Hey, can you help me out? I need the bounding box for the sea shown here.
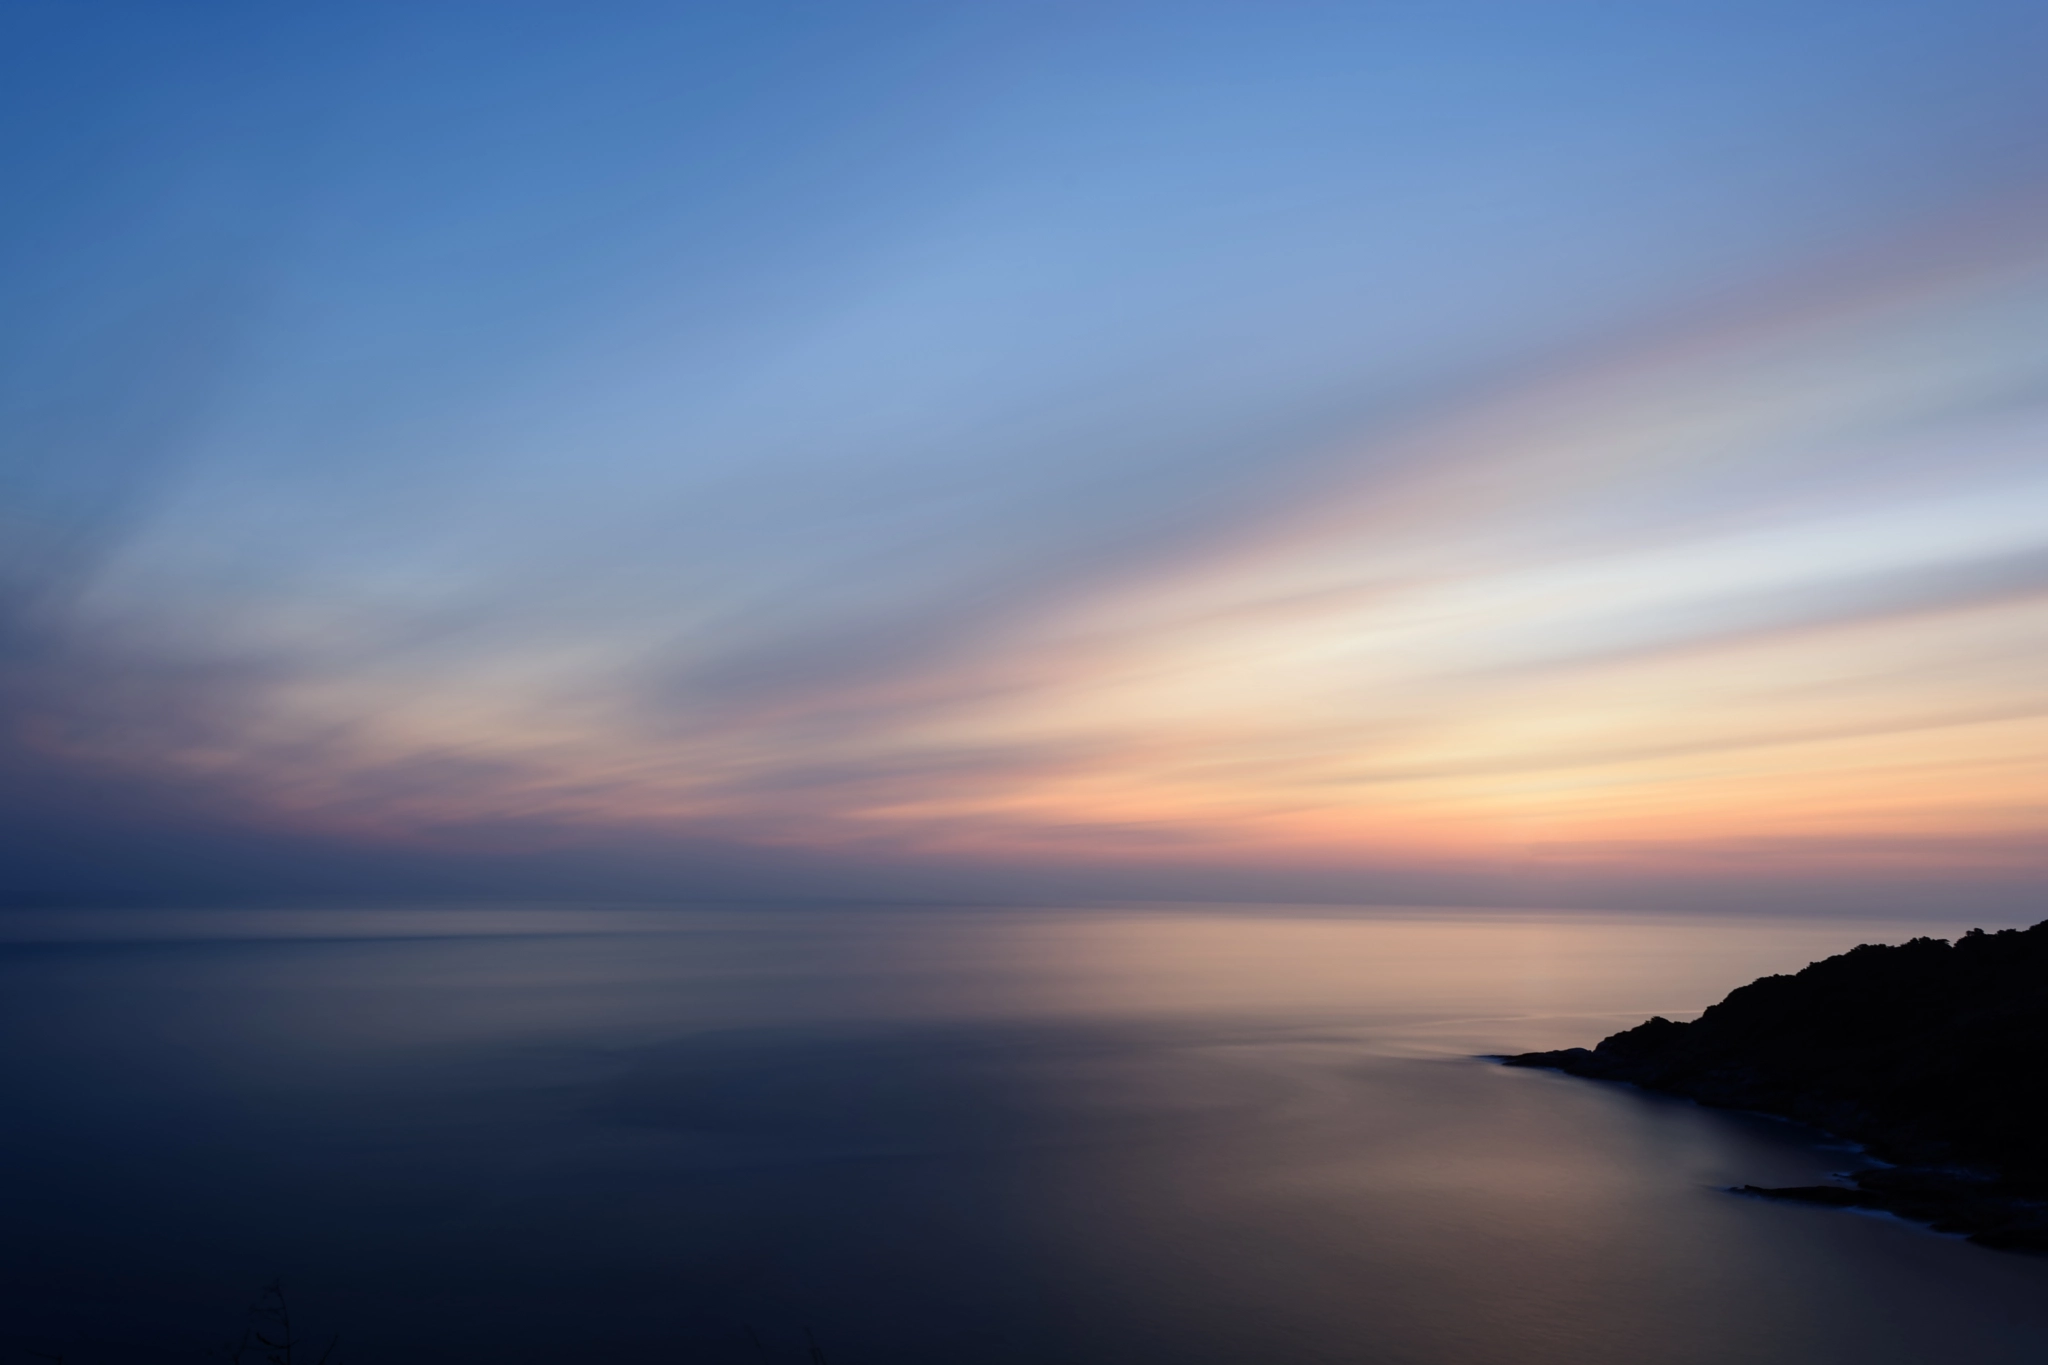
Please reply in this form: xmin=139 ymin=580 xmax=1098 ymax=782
xmin=3 ymin=903 xmax=2045 ymax=1364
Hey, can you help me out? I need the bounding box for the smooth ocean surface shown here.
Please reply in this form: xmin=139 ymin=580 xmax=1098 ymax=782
xmin=3 ymin=905 xmax=2045 ymax=1363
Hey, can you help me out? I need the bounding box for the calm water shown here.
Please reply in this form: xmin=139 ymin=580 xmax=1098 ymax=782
xmin=3 ymin=904 xmax=2045 ymax=1364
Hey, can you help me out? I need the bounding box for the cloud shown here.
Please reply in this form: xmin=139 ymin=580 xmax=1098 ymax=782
xmin=10 ymin=5 xmax=2048 ymax=909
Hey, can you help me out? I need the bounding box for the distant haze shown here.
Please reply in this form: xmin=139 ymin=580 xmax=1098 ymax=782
xmin=5 ymin=2 xmax=2048 ymax=912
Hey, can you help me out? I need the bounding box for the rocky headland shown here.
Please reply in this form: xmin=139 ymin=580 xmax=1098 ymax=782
xmin=1500 ymin=919 xmax=2048 ymax=1251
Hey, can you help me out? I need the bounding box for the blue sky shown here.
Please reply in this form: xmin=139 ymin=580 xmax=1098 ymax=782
xmin=6 ymin=2 xmax=2048 ymax=909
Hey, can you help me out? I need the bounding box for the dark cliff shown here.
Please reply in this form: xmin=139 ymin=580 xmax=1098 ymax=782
xmin=1501 ymin=918 xmax=2048 ymax=1250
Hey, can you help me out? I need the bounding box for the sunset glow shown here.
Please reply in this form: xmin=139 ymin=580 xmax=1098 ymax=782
xmin=8 ymin=3 xmax=2048 ymax=907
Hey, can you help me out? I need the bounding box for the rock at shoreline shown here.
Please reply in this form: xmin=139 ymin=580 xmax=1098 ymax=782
xmin=1499 ymin=918 xmax=2048 ymax=1252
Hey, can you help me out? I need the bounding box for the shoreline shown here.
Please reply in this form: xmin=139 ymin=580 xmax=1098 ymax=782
xmin=1494 ymin=1051 xmax=2048 ymax=1254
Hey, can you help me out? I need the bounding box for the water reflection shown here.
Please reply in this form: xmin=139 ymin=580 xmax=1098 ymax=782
xmin=0 ymin=906 xmax=2041 ymax=1363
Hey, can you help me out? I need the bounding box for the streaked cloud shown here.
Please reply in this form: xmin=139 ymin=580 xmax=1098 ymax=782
xmin=7 ymin=2 xmax=2048 ymax=907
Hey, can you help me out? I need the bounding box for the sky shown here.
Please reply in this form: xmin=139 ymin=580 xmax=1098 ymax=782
xmin=5 ymin=1 xmax=2048 ymax=912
